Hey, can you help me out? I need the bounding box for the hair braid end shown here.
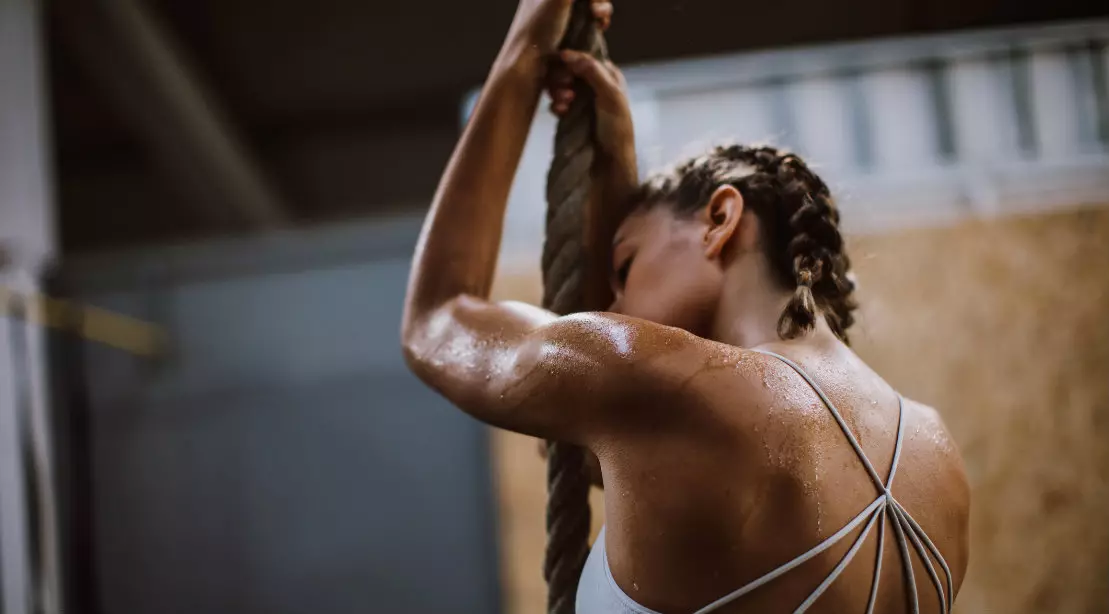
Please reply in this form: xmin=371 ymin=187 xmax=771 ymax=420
xmin=777 ymin=283 xmax=818 ymax=340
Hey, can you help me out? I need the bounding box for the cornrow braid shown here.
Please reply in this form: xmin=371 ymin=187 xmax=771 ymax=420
xmin=634 ymin=143 xmax=858 ymax=344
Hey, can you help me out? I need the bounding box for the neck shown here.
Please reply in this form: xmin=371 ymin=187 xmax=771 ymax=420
xmin=710 ymin=253 xmax=828 ymax=349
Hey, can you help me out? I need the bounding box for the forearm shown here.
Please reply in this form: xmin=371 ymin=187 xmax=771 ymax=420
xmin=582 ymin=152 xmax=638 ymax=310
xmin=403 ymin=41 xmax=545 ymax=332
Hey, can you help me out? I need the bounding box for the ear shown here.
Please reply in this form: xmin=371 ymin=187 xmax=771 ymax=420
xmin=702 ymin=185 xmax=745 ymax=260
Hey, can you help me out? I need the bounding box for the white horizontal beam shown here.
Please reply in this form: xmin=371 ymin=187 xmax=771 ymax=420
xmin=619 ymin=19 xmax=1109 ymax=96
xmin=462 ymin=19 xmax=1109 ymax=272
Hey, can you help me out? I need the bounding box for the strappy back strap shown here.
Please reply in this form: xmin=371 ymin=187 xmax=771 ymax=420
xmin=752 ymin=349 xmax=906 ymax=492
xmin=690 ymin=349 xmax=954 ymax=614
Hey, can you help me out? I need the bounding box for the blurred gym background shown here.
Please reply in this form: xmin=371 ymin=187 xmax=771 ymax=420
xmin=1 ymin=0 xmax=1107 ymax=613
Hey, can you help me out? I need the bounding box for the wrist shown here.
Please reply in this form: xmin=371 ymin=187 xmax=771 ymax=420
xmin=492 ymin=35 xmax=546 ymax=90
xmin=599 ymin=146 xmax=638 ymax=189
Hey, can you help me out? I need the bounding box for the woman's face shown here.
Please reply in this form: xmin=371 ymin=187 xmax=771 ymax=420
xmin=608 ymin=206 xmax=726 ymax=336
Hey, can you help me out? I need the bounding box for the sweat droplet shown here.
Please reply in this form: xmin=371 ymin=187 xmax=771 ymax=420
xmin=633 ymin=583 xmax=639 ymax=591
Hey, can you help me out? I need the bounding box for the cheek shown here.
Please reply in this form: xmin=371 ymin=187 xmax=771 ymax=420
xmin=620 ymin=244 xmax=722 ymax=332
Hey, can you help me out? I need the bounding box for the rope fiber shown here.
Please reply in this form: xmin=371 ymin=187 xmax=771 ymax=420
xmin=542 ymin=2 xmax=609 ymax=613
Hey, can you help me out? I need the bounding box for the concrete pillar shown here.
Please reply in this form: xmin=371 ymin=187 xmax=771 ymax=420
xmin=0 ymin=0 xmax=61 ymax=612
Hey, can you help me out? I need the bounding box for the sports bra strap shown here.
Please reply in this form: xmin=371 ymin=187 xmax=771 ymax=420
xmin=687 ymin=349 xmax=951 ymax=614
xmin=751 ymin=349 xmax=906 ymax=493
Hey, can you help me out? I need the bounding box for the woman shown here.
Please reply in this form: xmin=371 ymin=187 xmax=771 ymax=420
xmin=401 ymin=0 xmax=970 ymax=611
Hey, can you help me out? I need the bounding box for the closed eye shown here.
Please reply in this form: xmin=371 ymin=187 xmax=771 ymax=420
xmin=614 ymin=257 xmax=633 ymax=287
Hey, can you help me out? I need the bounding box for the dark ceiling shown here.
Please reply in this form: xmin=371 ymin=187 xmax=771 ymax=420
xmin=48 ymin=0 xmax=1109 ymax=253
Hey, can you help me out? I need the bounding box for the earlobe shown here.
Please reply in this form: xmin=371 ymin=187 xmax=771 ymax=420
xmin=703 ymin=185 xmax=744 ymax=260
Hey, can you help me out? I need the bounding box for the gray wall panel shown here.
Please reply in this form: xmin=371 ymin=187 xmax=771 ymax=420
xmin=63 ymin=236 xmax=500 ymax=614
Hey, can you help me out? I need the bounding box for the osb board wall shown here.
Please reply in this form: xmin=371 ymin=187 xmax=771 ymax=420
xmin=487 ymin=205 xmax=1109 ymax=614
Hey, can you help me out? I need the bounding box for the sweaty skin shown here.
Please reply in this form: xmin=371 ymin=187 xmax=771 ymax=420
xmin=401 ymin=1 xmax=970 ymax=612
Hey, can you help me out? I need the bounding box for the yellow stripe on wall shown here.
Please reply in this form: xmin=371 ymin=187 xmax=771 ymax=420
xmin=0 ymin=286 xmax=167 ymax=357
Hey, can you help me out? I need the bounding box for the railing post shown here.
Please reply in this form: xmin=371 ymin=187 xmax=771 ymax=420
xmin=0 ymin=0 xmax=62 ymax=612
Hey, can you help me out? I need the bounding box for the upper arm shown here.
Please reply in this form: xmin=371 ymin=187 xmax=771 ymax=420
xmin=402 ymin=296 xmax=678 ymax=444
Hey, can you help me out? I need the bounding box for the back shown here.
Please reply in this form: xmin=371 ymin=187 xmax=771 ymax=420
xmin=593 ymin=339 xmax=970 ymax=613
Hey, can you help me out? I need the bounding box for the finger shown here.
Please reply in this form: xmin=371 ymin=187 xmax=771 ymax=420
xmin=592 ymin=2 xmax=613 ymax=24
xmin=561 ymin=49 xmax=617 ymax=93
xmin=544 ymin=80 xmax=575 ymax=100
xmin=551 ymin=87 xmax=575 ymax=105
xmin=604 ymin=60 xmax=626 ymax=87
xmin=550 ymin=100 xmax=570 ymax=116
xmin=548 ymin=65 xmax=575 ymax=87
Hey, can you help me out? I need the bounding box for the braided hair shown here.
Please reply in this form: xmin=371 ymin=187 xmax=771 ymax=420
xmin=634 ymin=144 xmax=858 ymax=344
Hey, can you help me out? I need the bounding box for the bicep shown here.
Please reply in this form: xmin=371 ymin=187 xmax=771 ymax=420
xmin=402 ymin=296 xmax=640 ymax=443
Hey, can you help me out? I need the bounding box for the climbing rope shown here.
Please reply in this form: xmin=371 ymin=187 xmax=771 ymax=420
xmin=541 ymin=2 xmax=608 ymax=613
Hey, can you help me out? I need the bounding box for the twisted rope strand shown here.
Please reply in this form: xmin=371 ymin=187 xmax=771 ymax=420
xmin=542 ymin=2 xmax=608 ymax=612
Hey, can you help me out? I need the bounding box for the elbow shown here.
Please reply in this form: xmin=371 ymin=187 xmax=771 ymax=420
xmin=400 ymin=307 xmax=446 ymax=389
xmin=400 ymin=296 xmax=462 ymax=376
xmin=400 ymin=327 xmax=427 ymax=379
xmin=400 ymin=291 xmax=448 ymax=372
xmin=401 ymin=334 xmax=438 ymax=391
xmin=399 ymin=311 xmax=427 ymax=377
xmin=400 ymin=334 xmax=420 ymax=372
xmin=403 ymin=336 xmax=428 ymax=379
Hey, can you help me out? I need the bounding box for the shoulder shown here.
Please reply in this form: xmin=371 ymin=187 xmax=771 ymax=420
xmin=903 ymin=398 xmax=961 ymax=458
xmin=522 ymin=312 xmax=701 ymax=385
xmin=530 ymin=311 xmax=693 ymax=361
xmin=528 ymin=312 xmax=770 ymax=408
xmin=902 ymin=397 xmax=971 ymax=508
xmin=901 ymin=396 xmax=972 ymax=583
